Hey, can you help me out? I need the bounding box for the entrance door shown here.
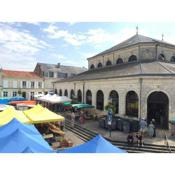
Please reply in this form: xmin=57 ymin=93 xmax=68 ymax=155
xmin=147 ymin=91 xmax=169 ymax=129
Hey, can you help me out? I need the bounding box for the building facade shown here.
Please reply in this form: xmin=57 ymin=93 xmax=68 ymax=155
xmin=54 ymin=34 xmax=175 ymax=129
xmin=34 ymin=62 xmax=87 ymax=93
xmin=0 ymin=69 xmax=44 ymax=100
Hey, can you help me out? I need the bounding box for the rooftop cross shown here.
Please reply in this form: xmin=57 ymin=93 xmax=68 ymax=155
xmin=136 ymin=26 xmax=139 ymax=35
xmin=162 ymin=33 xmax=164 ymax=41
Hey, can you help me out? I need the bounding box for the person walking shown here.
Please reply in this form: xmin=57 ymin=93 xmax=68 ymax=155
xmin=79 ymin=110 xmax=85 ymax=124
xmin=139 ymin=118 xmax=147 ymax=134
xmin=107 ymin=108 xmax=113 ymax=137
xmin=152 ymin=118 xmax=156 ymax=137
xmin=148 ymin=121 xmax=154 ymax=137
xmin=71 ymin=110 xmax=75 ymax=128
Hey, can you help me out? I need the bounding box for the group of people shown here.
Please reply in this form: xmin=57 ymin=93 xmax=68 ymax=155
xmin=140 ymin=118 xmax=156 ymax=138
xmin=127 ymin=118 xmax=157 ymax=146
xmin=70 ymin=108 xmax=85 ymax=128
xmin=127 ymin=132 xmax=144 ymax=146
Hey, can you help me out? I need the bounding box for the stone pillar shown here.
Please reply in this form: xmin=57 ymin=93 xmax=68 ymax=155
xmin=118 ymin=91 xmax=126 ymax=115
xmin=92 ymin=90 xmax=96 ymax=108
xmin=104 ymin=92 xmax=109 ymax=110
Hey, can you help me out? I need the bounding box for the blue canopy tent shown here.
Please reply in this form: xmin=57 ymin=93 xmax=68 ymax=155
xmin=58 ymin=134 xmax=127 ymax=153
xmin=0 ymin=118 xmax=40 ymax=137
xmin=0 ymin=97 xmax=26 ymax=105
xmin=9 ymin=96 xmax=26 ymax=102
xmin=0 ymin=99 xmax=10 ymax=104
xmin=0 ymin=119 xmax=53 ymax=153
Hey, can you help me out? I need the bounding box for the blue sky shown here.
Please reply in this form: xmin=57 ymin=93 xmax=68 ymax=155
xmin=1 ymin=22 xmax=175 ymax=71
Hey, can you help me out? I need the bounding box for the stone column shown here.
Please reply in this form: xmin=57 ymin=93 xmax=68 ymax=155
xmin=92 ymin=90 xmax=96 ymax=108
xmin=118 ymin=91 xmax=126 ymax=115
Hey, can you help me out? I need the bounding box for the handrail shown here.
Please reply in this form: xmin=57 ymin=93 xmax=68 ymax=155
xmin=162 ymin=130 xmax=171 ymax=153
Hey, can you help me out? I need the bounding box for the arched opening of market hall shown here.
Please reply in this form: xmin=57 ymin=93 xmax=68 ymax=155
xmin=147 ymin=91 xmax=169 ymax=129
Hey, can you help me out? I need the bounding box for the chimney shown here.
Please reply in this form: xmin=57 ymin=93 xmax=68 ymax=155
xmin=57 ymin=63 xmax=61 ymax=68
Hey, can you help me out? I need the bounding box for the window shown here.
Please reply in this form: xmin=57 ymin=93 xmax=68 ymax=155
xmin=22 ymin=81 xmax=27 ymax=88
xmin=38 ymin=82 xmax=42 ymax=88
xmin=97 ymin=63 xmax=103 ymax=68
xmin=44 ymin=72 xmax=48 ymax=77
xmin=116 ymin=58 xmax=123 ymax=64
xmin=57 ymin=72 xmax=68 ymax=78
xmin=13 ymin=91 xmax=17 ymax=97
xmin=49 ymin=71 xmax=54 ymax=77
xmin=128 ymin=55 xmax=137 ymax=62
xmin=30 ymin=92 xmax=34 ymax=100
xmin=90 ymin=64 xmax=95 ymax=69
xmin=3 ymin=91 xmax=8 ymax=97
xmin=13 ymin=81 xmax=17 ymax=88
xmin=3 ymin=80 xmax=8 ymax=88
xmin=106 ymin=60 xmax=112 ymax=66
xmin=70 ymin=73 xmax=76 ymax=77
xmin=31 ymin=81 xmax=35 ymax=88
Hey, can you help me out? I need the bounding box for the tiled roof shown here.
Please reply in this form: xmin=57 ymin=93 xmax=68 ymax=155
xmin=89 ymin=34 xmax=175 ymax=58
xmin=36 ymin=63 xmax=87 ymax=74
xmin=54 ymin=61 xmax=175 ymax=83
xmin=2 ymin=69 xmax=42 ymax=79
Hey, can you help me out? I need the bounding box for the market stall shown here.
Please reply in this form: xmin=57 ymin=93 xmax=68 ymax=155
xmin=0 ymin=118 xmax=53 ymax=153
xmin=58 ymin=134 xmax=126 ymax=153
xmin=0 ymin=106 xmax=30 ymax=126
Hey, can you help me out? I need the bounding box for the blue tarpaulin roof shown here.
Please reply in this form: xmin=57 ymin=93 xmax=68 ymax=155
xmin=0 ymin=118 xmax=53 ymax=153
xmin=0 ymin=118 xmax=40 ymax=137
xmin=0 ymin=96 xmax=26 ymax=104
xmin=58 ymin=134 xmax=127 ymax=153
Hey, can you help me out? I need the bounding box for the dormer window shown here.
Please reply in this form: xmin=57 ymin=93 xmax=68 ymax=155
xmin=106 ymin=60 xmax=112 ymax=66
xmin=97 ymin=62 xmax=102 ymax=68
xmin=128 ymin=55 xmax=137 ymax=62
xmin=116 ymin=58 xmax=123 ymax=64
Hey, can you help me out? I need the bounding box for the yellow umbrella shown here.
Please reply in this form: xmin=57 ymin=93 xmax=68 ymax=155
xmin=0 ymin=107 xmax=30 ymax=126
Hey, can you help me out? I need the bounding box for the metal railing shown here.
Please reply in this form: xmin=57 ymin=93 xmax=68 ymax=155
xmin=162 ymin=130 xmax=171 ymax=153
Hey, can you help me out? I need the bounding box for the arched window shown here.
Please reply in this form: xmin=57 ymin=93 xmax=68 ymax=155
xmin=97 ymin=62 xmax=103 ymax=68
xmin=158 ymin=54 xmax=165 ymax=61
xmin=54 ymin=89 xmax=58 ymax=94
xmin=128 ymin=55 xmax=137 ymax=62
xmin=59 ymin=89 xmax=62 ymax=96
xmin=126 ymin=91 xmax=138 ymax=117
xmin=96 ymin=90 xmax=104 ymax=110
xmin=70 ymin=89 xmax=75 ymax=99
xmin=147 ymin=91 xmax=169 ymax=129
xmin=77 ymin=89 xmax=82 ymax=103
xmin=106 ymin=60 xmax=112 ymax=66
xmin=86 ymin=90 xmax=92 ymax=105
xmin=90 ymin=64 xmax=95 ymax=69
xmin=116 ymin=58 xmax=123 ymax=64
xmin=170 ymin=56 xmax=175 ymax=62
xmin=109 ymin=90 xmax=119 ymax=113
xmin=64 ymin=89 xmax=68 ymax=97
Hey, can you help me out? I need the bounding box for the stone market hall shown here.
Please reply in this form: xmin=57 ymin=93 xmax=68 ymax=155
xmin=54 ymin=32 xmax=175 ymax=129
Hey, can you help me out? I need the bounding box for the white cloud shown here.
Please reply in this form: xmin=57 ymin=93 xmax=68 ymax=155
xmin=0 ymin=23 xmax=50 ymax=70
xmin=43 ymin=24 xmax=141 ymax=48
